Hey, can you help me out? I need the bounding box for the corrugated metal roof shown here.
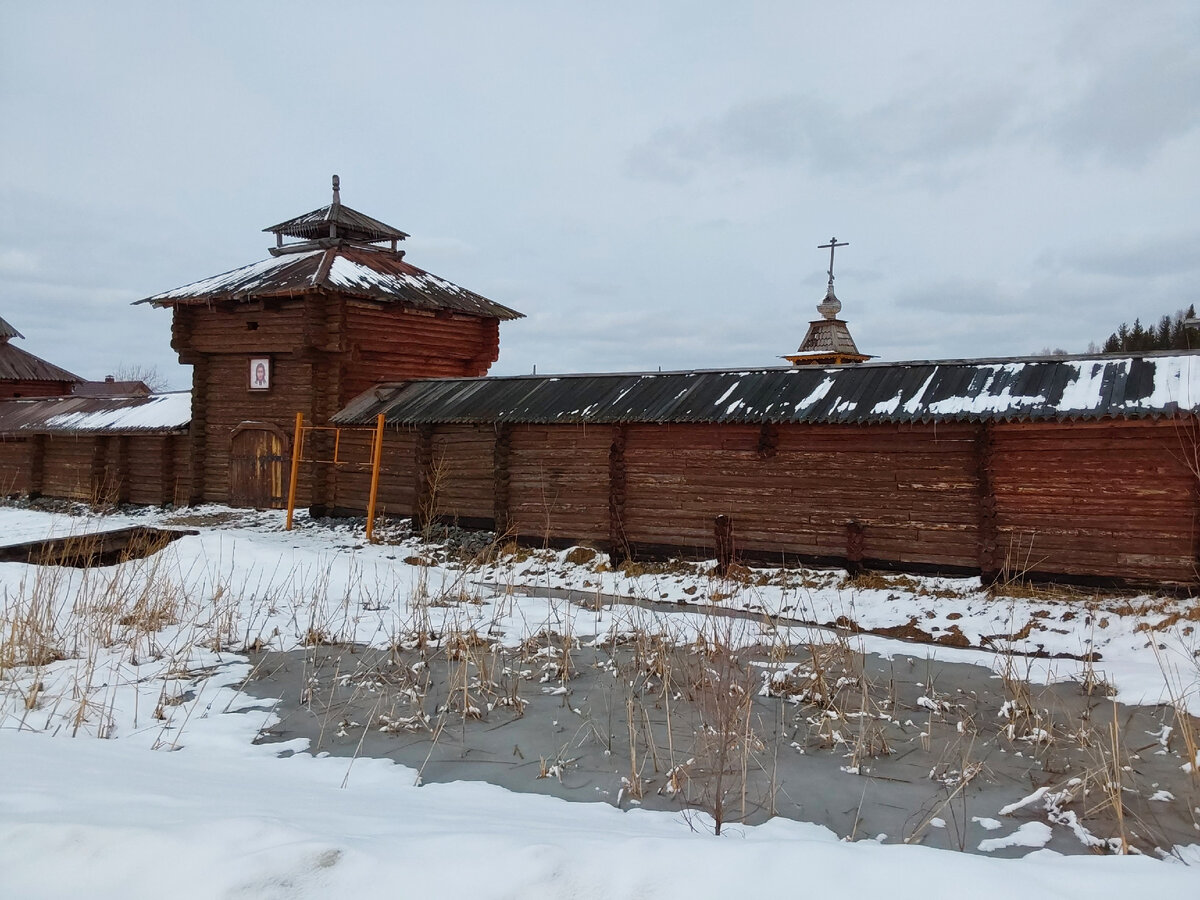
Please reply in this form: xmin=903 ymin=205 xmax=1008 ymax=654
xmin=0 ymin=392 xmax=191 ymax=434
xmin=332 ymin=352 xmax=1200 ymax=427
xmin=0 ymin=342 xmax=82 ymax=384
xmin=137 ymin=244 xmax=523 ymax=320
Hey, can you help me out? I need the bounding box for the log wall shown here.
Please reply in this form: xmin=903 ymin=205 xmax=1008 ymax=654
xmin=315 ymin=417 xmax=1199 ymax=585
xmin=191 ymin=355 xmax=314 ymax=505
xmin=330 ymin=428 xmax=418 ymax=518
xmin=1 ymin=414 xmax=1196 ymax=584
xmin=0 ymin=381 xmax=74 ymax=399
xmin=428 ymin=425 xmax=496 ymax=524
xmin=988 ymin=420 xmax=1197 ymax=582
xmin=0 ymin=433 xmax=186 ymax=506
xmin=506 ymin=425 xmax=610 ymax=541
xmin=0 ymin=437 xmax=31 ymax=495
xmin=41 ymin=435 xmax=95 ymax=501
xmin=341 ymin=304 xmax=500 ymax=399
xmin=619 ymin=422 xmax=981 ymax=567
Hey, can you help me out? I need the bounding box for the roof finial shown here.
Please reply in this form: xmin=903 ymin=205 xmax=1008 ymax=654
xmin=332 ymin=174 xmax=341 ymax=206
xmin=818 ymin=236 xmax=847 ymax=288
xmin=816 ymin=236 xmax=848 ymax=319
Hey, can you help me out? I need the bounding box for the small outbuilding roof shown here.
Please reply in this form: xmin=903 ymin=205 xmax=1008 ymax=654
xmin=72 ymin=379 xmax=153 ymax=398
xmin=0 ymin=392 xmax=191 ymax=435
xmin=0 ymin=342 xmax=82 ymax=384
xmin=333 ymin=351 xmax=1200 ymax=428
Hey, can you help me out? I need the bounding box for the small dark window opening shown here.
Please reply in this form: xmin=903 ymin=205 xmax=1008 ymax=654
xmin=247 ymin=321 xmax=259 ymax=331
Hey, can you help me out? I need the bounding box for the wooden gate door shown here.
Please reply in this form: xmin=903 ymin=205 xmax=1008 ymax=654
xmin=229 ymin=426 xmax=288 ymax=509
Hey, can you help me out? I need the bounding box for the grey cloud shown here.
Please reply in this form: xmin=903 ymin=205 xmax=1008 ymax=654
xmin=892 ymin=278 xmax=1032 ymax=315
xmin=1050 ymin=231 xmax=1200 ymax=280
xmin=1045 ymin=12 xmax=1200 ymax=165
xmin=625 ymin=85 xmax=1021 ymax=184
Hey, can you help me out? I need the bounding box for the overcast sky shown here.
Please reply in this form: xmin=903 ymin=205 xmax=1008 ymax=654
xmin=2 ymin=2 xmax=1198 ymax=389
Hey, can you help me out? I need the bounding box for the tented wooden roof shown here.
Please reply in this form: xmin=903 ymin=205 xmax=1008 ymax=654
xmin=263 ymin=174 xmax=409 ymax=245
xmin=139 ymin=176 xmax=522 ymax=321
xmin=138 ymin=244 xmax=523 ymax=319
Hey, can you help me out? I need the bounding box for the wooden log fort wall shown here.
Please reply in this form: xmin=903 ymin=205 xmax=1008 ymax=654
xmin=4 ymin=434 xmax=184 ymax=506
xmin=322 ymin=416 xmax=1198 ymax=583
xmin=619 ymin=422 xmax=981 ymax=568
xmin=988 ymin=418 xmax=1197 ymax=583
xmin=5 ymin=409 xmax=1196 ymax=583
xmin=329 ymin=427 xmax=418 ymax=517
xmin=426 ymin=425 xmax=496 ymax=524
xmin=0 ymin=437 xmax=32 ymax=495
xmin=40 ymin=435 xmax=96 ymax=501
xmin=505 ymin=425 xmax=610 ymax=542
xmin=171 ymin=434 xmax=192 ymax=505
xmin=125 ymin=436 xmax=175 ymax=506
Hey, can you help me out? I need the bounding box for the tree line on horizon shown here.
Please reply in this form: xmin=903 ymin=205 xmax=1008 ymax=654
xmin=1036 ymin=306 xmax=1198 ymax=357
xmin=1096 ymin=305 xmax=1197 ymax=354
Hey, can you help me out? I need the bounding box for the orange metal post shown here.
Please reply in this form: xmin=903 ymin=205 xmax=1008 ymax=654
xmin=365 ymin=413 xmax=386 ymax=542
xmin=285 ymin=412 xmax=304 ymax=530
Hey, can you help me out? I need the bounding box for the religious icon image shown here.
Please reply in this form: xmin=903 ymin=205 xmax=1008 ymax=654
xmin=249 ymin=357 xmax=271 ymax=390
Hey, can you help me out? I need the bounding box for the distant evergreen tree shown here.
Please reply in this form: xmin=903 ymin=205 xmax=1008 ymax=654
xmin=1156 ymin=315 xmax=1172 ymax=347
xmin=1130 ymin=319 xmax=1145 ymax=350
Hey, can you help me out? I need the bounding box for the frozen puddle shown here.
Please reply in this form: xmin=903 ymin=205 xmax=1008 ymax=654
xmin=0 ymin=524 xmax=196 ymax=566
xmin=240 ymin=636 xmax=1200 ymax=858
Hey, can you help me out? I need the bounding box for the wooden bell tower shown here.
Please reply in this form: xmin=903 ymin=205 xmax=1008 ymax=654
xmin=785 ymin=237 xmax=871 ymax=367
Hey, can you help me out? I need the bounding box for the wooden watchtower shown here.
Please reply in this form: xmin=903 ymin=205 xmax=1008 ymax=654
xmin=140 ymin=176 xmax=523 ymax=511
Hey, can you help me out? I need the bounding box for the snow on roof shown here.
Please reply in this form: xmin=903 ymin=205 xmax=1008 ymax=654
xmin=138 ymin=245 xmax=522 ymax=320
xmin=140 ymin=251 xmax=324 ymax=303
xmin=0 ymin=391 xmax=191 ymax=434
xmin=334 ymin=352 xmax=1200 ymax=427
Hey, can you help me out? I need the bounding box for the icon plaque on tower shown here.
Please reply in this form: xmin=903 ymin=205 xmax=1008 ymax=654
xmin=249 ymin=357 xmax=271 ymax=391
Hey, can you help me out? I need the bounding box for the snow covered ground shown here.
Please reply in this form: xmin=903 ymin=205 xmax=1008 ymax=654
xmin=1 ymin=503 xmax=1198 ymax=898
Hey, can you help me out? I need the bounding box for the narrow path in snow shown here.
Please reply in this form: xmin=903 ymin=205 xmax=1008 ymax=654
xmin=475 ymin=580 xmax=1096 ymax=662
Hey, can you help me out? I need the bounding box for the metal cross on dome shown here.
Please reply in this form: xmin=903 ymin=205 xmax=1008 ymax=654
xmin=818 ymin=237 xmax=848 ymax=286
